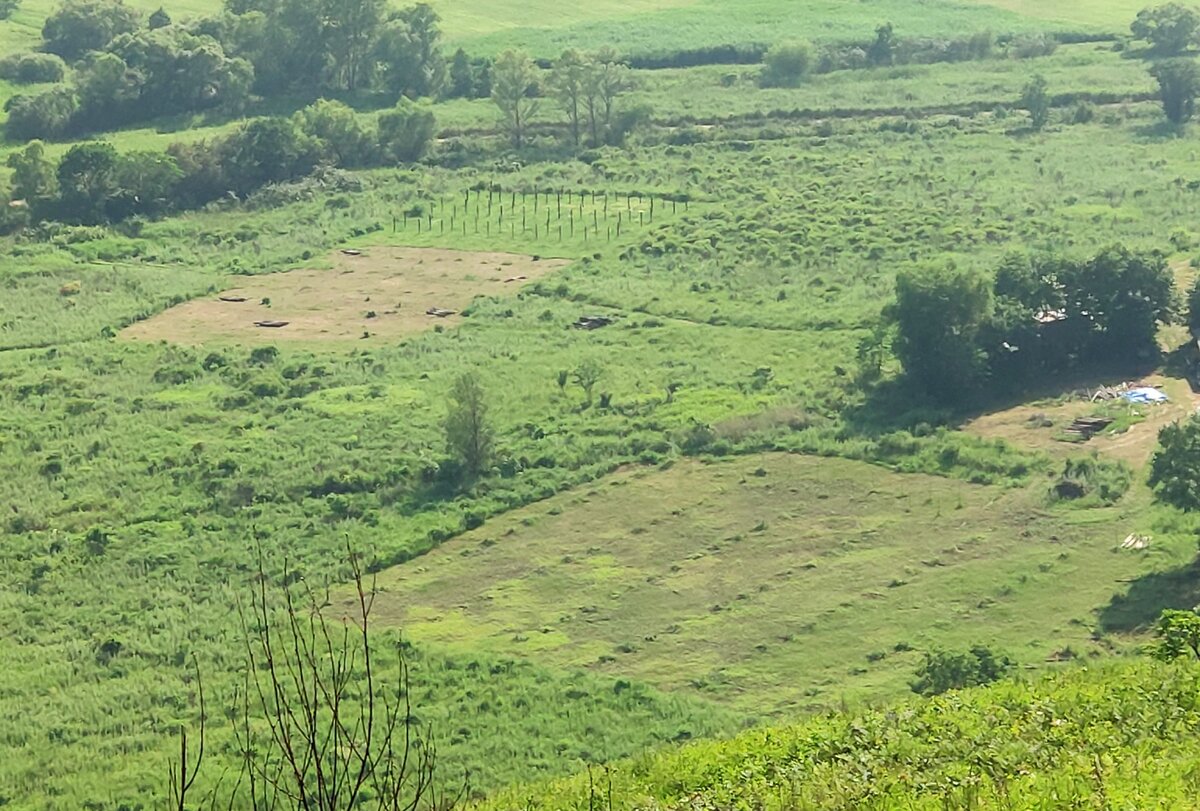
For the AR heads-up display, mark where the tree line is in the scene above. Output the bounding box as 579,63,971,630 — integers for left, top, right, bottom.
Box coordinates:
3,98,434,227
3,0,452,140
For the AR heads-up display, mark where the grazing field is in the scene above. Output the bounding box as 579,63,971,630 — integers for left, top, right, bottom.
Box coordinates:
121,248,570,345
358,452,1193,714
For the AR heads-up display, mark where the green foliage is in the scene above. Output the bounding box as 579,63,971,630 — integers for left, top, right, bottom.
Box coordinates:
1149,414,1200,510
1050,454,1132,505
377,98,436,163
444,370,495,480
0,0,19,21
1154,608,1200,660
910,645,1014,695
491,49,540,149
0,51,66,84
890,262,991,399
483,662,1200,810
760,41,812,88
41,0,140,60
1021,73,1051,130
1132,3,1200,54
1151,56,1200,122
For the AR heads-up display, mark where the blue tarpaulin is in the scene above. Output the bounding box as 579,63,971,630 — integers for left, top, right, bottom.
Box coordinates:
1122,387,1169,404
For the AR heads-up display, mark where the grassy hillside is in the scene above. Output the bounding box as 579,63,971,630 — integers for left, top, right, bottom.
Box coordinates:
480,659,1200,810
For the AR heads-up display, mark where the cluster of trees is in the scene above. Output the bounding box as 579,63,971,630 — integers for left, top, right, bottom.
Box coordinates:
491,48,642,150
910,646,1013,696
1132,3,1200,54
4,98,434,226
889,247,1176,401
4,0,450,140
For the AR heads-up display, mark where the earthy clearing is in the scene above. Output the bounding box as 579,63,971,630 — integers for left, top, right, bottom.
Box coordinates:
120,247,570,345
965,375,1200,467
351,452,1177,714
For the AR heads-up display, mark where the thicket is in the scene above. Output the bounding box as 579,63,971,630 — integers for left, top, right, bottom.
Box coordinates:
889,247,1178,402
3,99,435,226
5,0,450,140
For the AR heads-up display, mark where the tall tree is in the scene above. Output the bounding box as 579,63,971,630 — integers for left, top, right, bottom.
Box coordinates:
448,47,473,98
491,49,539,149
1151,57,1200,122
1150,414,1200,510
581,48,632,146
1132,3,1200,54
320,0,384,91
549,49,586,148
889,262,992,399
867,21,895,66
6,140,56,205
55,141,120,224
444,371,494,480
376,97,435,162
42,0,141,60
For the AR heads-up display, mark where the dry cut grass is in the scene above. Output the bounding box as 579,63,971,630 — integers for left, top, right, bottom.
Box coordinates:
120,247,570,345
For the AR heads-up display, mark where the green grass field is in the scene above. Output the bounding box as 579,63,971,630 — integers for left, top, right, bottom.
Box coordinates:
4,0,1200,807
359,452,1192,714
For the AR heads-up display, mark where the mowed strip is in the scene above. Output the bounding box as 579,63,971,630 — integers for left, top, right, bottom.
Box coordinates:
356,453,1168,715
120,247,570,345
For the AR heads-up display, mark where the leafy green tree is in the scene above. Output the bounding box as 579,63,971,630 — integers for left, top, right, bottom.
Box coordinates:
148,6,170,29
1064,245,1176,361
889,262,992,399
1132,3,1200,54
448,47,473,97
1154,608,1200,660
6,140,57,205
1020,73,1051,130
106,28,253,120
867,22,895,66
377,98,435,162
74,51,141,130
321,0,384,91
573,358,603,405
42,0,140,60
444,371,494,480
0,0,20,21
581,48,633,146
108,149,182,218
760,41,812,88
295,99,373,167
3,86,79,140
911,646,1013,696
1187,274,1200,335
491,49,540,149
1149,414,1200,510
549,49,586,148
55,141,120,223
218,117,319,195
0,52,67,83
1151,57,1200,122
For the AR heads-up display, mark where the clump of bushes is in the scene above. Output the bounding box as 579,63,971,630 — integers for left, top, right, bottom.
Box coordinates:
0,52,67,84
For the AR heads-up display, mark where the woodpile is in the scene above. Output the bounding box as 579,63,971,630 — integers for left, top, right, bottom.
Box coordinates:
426,307,456,318
254,320,290,328
1061,416,1112,441
218,296,248,302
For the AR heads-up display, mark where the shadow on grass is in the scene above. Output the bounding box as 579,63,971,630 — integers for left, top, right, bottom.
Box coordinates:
844,356,1162,437
1098,557,1200,632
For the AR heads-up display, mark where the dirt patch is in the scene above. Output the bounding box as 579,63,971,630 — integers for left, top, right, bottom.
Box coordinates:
965,375,1199,469
121,247,570,345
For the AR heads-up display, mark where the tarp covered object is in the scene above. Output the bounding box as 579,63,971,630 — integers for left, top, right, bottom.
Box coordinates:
1122,387,1169,404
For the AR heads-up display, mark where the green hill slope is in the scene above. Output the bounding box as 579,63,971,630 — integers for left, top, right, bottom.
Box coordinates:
481,660,1200,810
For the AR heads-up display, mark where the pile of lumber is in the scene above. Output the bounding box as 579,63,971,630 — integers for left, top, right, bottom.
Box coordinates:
572,315,613,330
1062,416,1112,440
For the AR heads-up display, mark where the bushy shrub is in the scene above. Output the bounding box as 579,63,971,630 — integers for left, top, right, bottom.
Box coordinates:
0,52,67,84
760,41,812,88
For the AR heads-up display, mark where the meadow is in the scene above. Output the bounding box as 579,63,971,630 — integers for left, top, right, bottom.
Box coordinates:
3,0,1200,808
